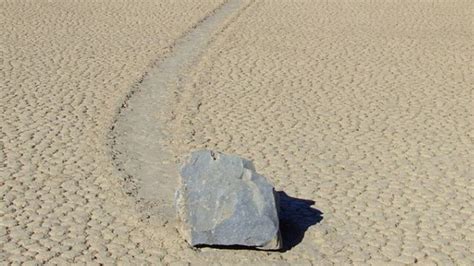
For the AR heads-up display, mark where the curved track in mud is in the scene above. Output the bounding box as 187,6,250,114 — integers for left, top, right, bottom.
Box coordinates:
109,0,247,221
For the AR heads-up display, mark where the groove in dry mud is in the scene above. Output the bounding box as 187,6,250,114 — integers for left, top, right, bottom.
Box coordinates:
109,0,246,221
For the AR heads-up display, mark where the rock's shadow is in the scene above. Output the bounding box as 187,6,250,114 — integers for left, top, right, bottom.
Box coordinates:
278,191,323,251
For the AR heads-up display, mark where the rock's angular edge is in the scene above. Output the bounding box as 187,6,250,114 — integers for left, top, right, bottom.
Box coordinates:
175,150,282,250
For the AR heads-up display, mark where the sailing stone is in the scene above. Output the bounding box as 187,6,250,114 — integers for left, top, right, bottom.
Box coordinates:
175,150,281,250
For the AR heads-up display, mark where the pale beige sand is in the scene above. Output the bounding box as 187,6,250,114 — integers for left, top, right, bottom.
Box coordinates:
1,0,473,265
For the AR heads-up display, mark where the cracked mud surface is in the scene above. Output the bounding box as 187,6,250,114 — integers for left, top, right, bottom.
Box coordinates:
1,0,228,264
2,0,473,264
167,0,473,264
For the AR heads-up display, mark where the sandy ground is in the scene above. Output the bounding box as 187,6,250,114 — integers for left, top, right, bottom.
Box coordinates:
1,0,473,265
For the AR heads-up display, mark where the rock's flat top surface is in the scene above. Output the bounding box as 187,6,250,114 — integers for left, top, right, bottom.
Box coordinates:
176,150,281,250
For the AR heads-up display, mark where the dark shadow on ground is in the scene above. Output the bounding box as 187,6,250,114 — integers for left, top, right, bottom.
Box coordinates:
278,191,323,251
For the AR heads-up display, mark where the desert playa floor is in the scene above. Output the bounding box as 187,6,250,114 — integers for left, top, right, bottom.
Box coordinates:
1,0,473,264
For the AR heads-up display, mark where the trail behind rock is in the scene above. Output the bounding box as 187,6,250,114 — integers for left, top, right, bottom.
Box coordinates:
110,0,247,221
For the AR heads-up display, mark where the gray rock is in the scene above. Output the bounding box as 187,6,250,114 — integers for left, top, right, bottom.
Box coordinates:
175,150,281,250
